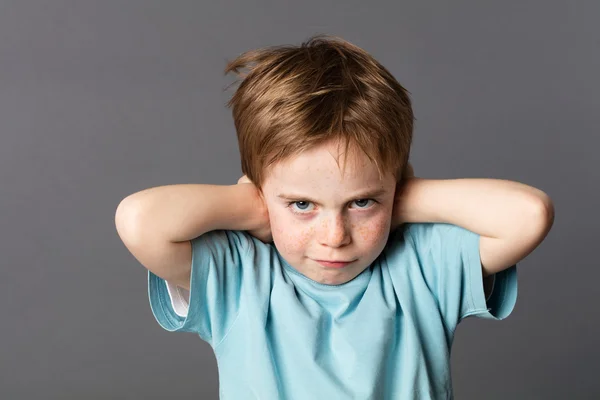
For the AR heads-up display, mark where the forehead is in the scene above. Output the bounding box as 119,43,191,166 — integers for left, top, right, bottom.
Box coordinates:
264,141,389,189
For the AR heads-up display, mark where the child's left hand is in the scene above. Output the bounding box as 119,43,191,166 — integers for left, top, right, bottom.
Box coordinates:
402,161,415,180
390,162,416,232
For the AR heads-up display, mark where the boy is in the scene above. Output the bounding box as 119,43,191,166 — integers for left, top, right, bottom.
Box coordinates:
115,35,554,399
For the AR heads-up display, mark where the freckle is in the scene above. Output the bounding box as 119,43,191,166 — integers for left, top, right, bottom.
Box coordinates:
358,223,383,242
358,225,371,242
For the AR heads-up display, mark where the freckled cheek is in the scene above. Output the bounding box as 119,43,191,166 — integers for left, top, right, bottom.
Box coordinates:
355,215,390,244
271,213,314,253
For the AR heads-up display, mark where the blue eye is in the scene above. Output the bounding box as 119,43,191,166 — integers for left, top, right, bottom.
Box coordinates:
296,201,309,209
289,201,313,213
353,199,371,208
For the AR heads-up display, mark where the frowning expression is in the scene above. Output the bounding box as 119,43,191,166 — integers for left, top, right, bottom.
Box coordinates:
260,139,397,285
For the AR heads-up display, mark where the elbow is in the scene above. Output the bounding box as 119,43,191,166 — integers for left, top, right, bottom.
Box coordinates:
529,192,555,238
115,197,144,241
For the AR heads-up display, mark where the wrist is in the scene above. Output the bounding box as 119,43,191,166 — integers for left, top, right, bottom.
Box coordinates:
392,177,437,225
228,183,269,232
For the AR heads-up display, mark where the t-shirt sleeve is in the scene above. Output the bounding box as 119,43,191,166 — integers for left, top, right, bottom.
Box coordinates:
405,222,518,325
147,229,258,346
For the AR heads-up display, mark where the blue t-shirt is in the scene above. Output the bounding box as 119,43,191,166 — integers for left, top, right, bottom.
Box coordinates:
148,222,518,399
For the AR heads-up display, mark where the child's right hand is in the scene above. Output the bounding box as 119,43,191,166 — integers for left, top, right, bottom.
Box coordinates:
237,175,273,244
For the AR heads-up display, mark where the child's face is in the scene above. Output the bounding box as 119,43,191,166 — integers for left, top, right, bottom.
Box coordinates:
260,140,397,285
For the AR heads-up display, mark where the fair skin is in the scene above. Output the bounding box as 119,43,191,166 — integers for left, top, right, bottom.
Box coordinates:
239,140,554,287
256,141,398,285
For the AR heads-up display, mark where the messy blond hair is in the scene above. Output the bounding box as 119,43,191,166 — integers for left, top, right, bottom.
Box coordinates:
224,34,414,190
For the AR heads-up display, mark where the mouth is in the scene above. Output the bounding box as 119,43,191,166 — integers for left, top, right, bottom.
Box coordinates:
314,259,355,269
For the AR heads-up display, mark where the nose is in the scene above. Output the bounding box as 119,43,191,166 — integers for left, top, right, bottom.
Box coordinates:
318,213,351,248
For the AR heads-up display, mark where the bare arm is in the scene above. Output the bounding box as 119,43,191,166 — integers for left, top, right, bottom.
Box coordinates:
393,177,554,276
115,183,268,290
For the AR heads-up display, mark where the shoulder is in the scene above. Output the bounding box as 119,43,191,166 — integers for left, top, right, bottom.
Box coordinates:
402,222,473,249
192,229,260,254
193,229,279,272
382,222,475,270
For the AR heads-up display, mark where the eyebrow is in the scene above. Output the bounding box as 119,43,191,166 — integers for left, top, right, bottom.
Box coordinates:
276,187,388,203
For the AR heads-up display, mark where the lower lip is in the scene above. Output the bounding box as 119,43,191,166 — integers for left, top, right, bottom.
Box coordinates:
315,260,354,268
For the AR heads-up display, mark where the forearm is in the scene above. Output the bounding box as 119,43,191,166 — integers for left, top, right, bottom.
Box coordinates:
395,177,552,239
119,183,266,242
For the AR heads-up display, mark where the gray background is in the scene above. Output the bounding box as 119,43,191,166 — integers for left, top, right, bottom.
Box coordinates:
1,1,596,399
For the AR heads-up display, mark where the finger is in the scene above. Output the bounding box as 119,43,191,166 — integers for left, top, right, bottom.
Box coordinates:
237,175,251,184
